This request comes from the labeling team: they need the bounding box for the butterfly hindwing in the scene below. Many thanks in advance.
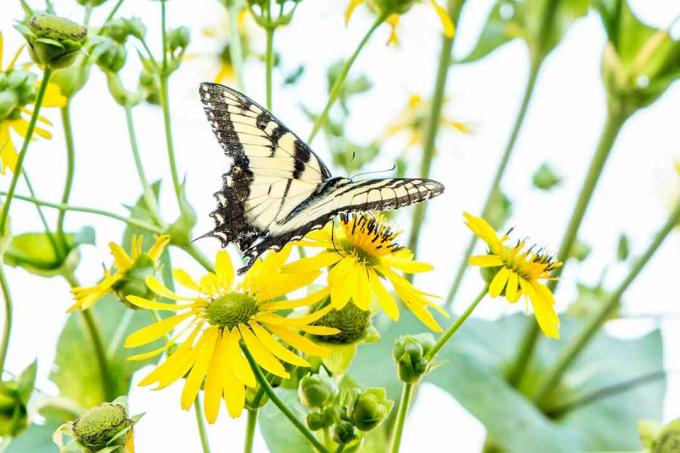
[199,83,445,273]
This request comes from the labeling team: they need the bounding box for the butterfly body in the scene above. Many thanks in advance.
[199,83,444,273]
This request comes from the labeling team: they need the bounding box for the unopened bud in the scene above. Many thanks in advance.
[393,334,435,384]
[348,388,392,432]
[18,15,87,69]
[298,373,336,409]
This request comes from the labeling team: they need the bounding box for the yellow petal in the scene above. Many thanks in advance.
[369,271,399,321]
[173,268,201,292]
[328,257,356,309]
[41,82,67,107]
[250,321,310,367]
[215,250,235,290]
[506,271,520,303]
[345,0,365,24]
[463,212,503,255]
[352,266,372,311]
[109,242,133,271]
[429,0,455,38]
[256,304,334,327]
[200,273,220,296]
[125,312,192,348]
[387,14,400,46]
[225,328,256,387]
[147,235,170,262]
[391,258,433,274]
[181,327,219,410]
[239,325,289,379]
[126,295,190,311]
[139,325,201,387]
[128,341,174,362]
[297,325,340,336]
[489,267,510,298]
[203,330,227,423]
[264,287,330,311]
[520,279,560,339]
[268,325,331,357]
[223,361,246,418]
[469,255,504,267]
[146,276,192,301]
[283,251,341,275]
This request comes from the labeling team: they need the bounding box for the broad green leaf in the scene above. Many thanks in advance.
[259,388,315,453]
[460,0,589,63]
[4,227,95,277]
[5,416,61,453]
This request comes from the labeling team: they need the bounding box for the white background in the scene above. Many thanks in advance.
[2,0,680,451]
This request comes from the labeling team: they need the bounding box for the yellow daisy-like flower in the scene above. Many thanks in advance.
[0,32,66,174]
[345,0,455,45]
[385,93,473,148]
[284,214,448,332]
[464,212,562,339]
[124,247,338,423]
[203,8,251,84]
[69,235,170,312]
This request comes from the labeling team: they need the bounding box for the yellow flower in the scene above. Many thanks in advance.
[345,0,455,45]
[284,214,448,332]
[0,32,66,174]
[203,8,250,84]
[464,212,562,339]
[385,94,473,148]
[124,247,338,423]
[70,235,170,312]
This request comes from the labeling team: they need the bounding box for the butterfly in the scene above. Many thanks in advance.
[199,83,445,273]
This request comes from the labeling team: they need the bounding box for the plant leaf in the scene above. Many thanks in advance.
[258,388,315,453]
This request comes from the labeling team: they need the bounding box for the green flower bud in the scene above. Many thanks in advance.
[532,163,561,191]
[76,0,109,7]
[50,59,92,99]
[111,254,156,307]
[18,15,87,69]
[72,402,130,450]
[333,420,358,445]
[306,409,335,432]
[298,373,336,408]
[139,68,160,105]
[654,419,680,453]
[0,91,19,121]
[371,0,417,16]
[312,301,370,344]
[0,362,36,438]
[97,43,127,73]
[617,233,630,262]
[348,388,393,432]
[101,18,146,44]
[166,26,190,52]
[393,334,435,384]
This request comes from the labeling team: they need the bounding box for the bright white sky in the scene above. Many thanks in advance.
[2,0,680,451]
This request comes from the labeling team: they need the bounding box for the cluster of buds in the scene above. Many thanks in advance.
[0,71,38,123]
[298,369,393,449]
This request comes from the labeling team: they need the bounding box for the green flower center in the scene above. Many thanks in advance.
[337,240,380,267]
[73,403,128,449]
[205,292,259,329]
[313,301,370,344]
[30,14,87,42]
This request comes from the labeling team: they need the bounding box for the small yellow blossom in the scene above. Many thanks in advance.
[203,8,250,84]
[0,32,66,174]
[124,247,338,423]
[284,214,448,332]
[70,235,170,311]
[464,212,561,338]
[345,0,454,45]
[385,94,473,148]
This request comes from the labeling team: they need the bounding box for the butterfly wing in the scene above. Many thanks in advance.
[199,82,332,253]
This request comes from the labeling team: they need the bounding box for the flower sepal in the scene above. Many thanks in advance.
[347,387,393,432]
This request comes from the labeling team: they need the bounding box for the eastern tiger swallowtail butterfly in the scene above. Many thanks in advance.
[199,82,444,273]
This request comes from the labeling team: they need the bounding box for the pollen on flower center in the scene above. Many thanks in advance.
[336,214,400,263]
[205,292,258,329]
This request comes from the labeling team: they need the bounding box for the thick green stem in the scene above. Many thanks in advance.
[389,382,413,453]
[0,67,53,235]
[307,14,386,144]
[57,101,76,255]
[159,0,183,205]
[533,200,680,404]
[0,265,13,371]
[507,107,628,387]
[3,192,165,234]
[444,60,541,308]
[194,398,212,453]
[244,408,258,453]
[226,0,246,91]
[243,348,328,453]
[406,0,463,255]
[425,286,488,362]
[124,105,164,227]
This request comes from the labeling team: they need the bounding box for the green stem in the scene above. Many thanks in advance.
[244,409,258,453]
[242,348,329,453]
[0,67,53,236]
[159,0,183,205]
[307,14,386,144]
[444,60,541,308]
[226,0,246,91]
[3,192,165,234]
[425,286,488,362]
[194,398,212,453]
[104,0,126,24]
[0,264,13,371]
[57,101,76,256]
[406,0,463,255]
[265,26,274,111]
[180,243,215,272]
[22,171,59,253]
[507,106,629,387]
[389,383,413,453]
[124,105,164,227]
[533,200,680,404]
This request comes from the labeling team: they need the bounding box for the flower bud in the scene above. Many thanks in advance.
[101,17,146,44]
[348,388,392,432]
[77,0,109,6]
[532,163,561,191]
[312,301,370,345]
[372,0,418,15]
[0,362,36,438]
[393,334,435,384]
[17,15,87,69]
[72,402,129,450]
[139,68,160,105]
[298,373,336,409]
[97,43,127,73]
[306,408,335,431]
[333,420,358,445]
[111,254,156,306]
[166,26,190,52]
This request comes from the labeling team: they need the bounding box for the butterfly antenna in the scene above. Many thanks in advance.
[330,218,340,254]
[350,164,397,180]
[191,230,214,243]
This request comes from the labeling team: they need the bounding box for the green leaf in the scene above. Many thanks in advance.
[259,388,315,453]
[6,416,61,453]
[460,0,588,63]
[4,227,95,277]
[16,361,37,405]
